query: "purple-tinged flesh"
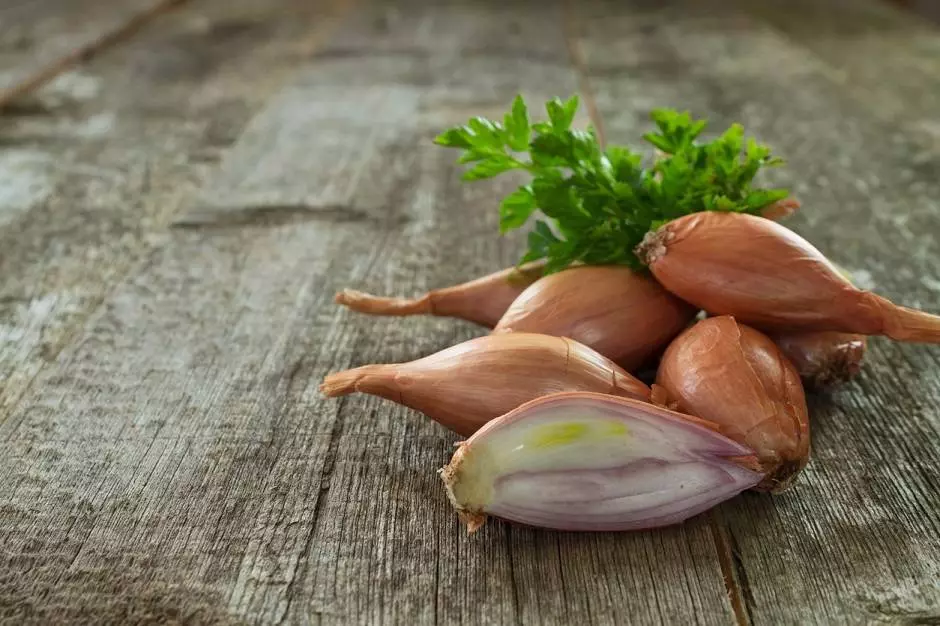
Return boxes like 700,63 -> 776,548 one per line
440,392 -> 762,532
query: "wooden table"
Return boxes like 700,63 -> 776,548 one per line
1,0 -> 938,623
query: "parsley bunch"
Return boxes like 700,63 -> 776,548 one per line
435,95 -> 788,273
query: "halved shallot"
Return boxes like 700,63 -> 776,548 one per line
440,391 -> 762,532
320,333 -> 651,436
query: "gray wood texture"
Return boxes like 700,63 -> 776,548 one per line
1,0 -> 939,624
0,0 -> 183,106
570,1 -> 940,623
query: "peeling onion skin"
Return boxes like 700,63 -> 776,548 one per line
773,331 -> 867,389
334,262 -> 545,328
440,391 -> 763,533
656,316 -> 810,492
636,211 -> 940,342
320,333 -> 651,436
759,197 -> 800,221
493,266 -> 697,370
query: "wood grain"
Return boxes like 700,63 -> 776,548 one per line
2,0 -> 938,623
0,0 -> 346,426
735,0 -> 940,137
569,0 -> 940,623
0,0 -> 743,623
0,0 -> 184,106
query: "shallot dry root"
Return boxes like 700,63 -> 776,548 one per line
773,331 -> 867,389
656,316 -> 810,492
636,211 -> 940,343
440,392 -> 763,532
320,333 -> 650,436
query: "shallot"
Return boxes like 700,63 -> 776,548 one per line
656,316 -> 810,492
440,391 -> 762,532
773,330 -> 866,389
636,211 -> 940,342
334,263 -> 544,328
493,266 -> 696,370
320,333 -> 650,436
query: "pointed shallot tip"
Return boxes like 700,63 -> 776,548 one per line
318,371 -> 357,398
760,197 -> 801,221
634,228 -> 670,266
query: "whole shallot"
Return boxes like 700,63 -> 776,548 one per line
320,333 -> 650,436
636,211 -> 940,342
493,266 -> 696,370
441,391 -> 762,532
655,316 -> 810,492
773,331 -> 867,389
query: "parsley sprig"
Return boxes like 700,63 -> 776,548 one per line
434,95 -> 788,273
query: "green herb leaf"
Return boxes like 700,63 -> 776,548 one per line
504,95 -> 530,152
462,156 -> 521,181
435,95 -> 790,272
499,186 -> 537,233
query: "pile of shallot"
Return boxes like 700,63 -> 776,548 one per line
321,98 -> 940,534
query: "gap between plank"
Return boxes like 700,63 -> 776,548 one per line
561,3 -> 753,624
0,0 -> 189,109
709,512 -> 752,626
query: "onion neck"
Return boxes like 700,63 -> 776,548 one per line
871,293 -> 940,343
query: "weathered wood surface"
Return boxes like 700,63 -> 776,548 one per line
0,0 -> 183,106
570,1 -> 940,624
735,0 -> 940,136
1,0 -> 939,624
0,0 -> 347,435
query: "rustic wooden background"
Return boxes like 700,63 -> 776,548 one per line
1,0 -> 939,624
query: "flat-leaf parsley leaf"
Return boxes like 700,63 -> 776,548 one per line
434,95 -> 789,272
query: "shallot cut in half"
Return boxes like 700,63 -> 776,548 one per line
334,262 -> 544,328
636,211 -> 940,342
493,266 -> 697,370
773,331 -> 866,389
440,392 -> 762,532
656,316 -> 810,492
320,333 -> 650,436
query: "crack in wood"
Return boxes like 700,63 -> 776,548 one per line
169,204 -> 397,230
0,0 -> 191,109
709,513 -> 755,626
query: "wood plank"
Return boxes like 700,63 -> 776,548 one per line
735,0 -> 940,137
570,1 -> 940,623
0,0 -> 347,422
0,0 -> 741,623
0,0 -> 181,106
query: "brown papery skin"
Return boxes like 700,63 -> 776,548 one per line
320,333 -> 651,436
334,262 -> 545,328
656,316 -> 810,492
637,211 -> 940,342
773,331 -> 867,389
493,266 -> 697,371
759,197 -> 800,221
